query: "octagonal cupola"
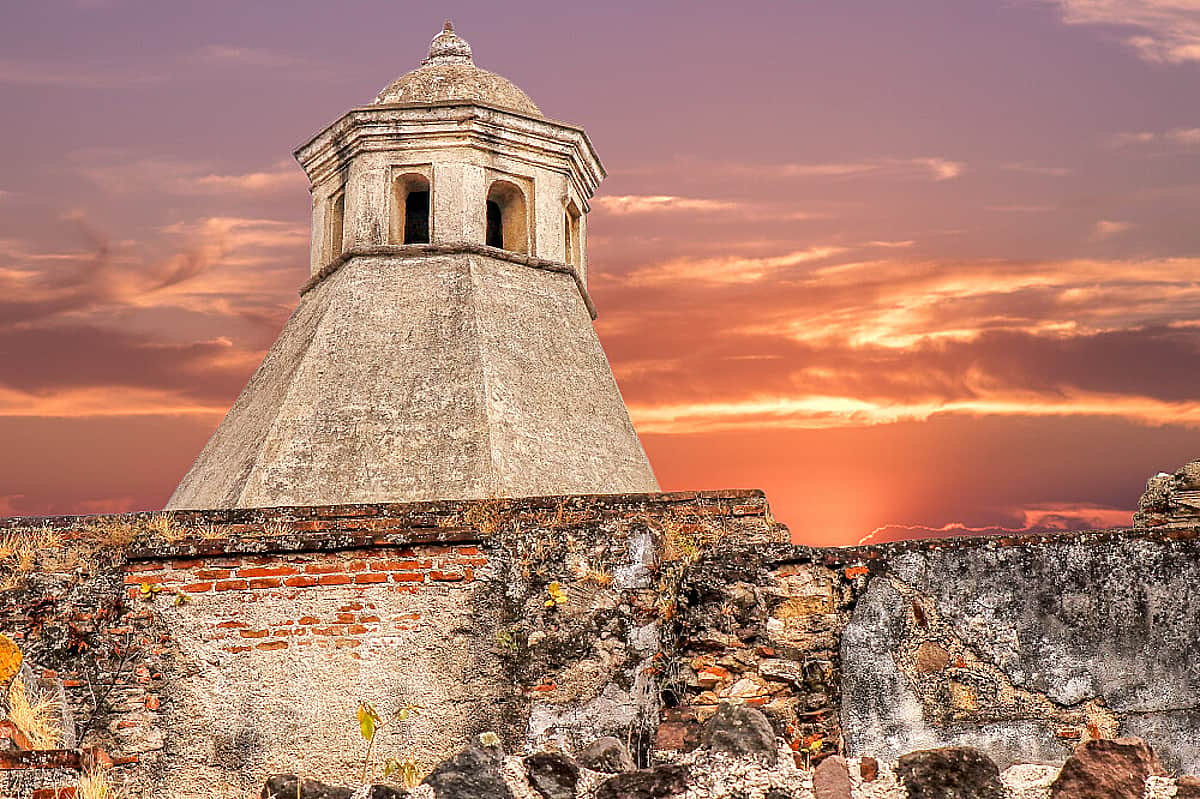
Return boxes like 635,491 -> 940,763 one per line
294,21 -> 604,292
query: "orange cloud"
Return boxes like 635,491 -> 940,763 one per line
627,392 -> 1200,434
623,246 -> 847,286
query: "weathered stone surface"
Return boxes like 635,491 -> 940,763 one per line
594,765 -> 690,799
914,641 -> 949,673
261,776 -> 405,799
699,703 -> 777,763
524,752 -> 580,799
896,747 -> 1005,799
422,740 -> 513,799
842,531 -> 1200,771
1050,737 -> 1166,799
578,736 -> 635,773
812,755 -> 852,799
167,251 -> 659,511
374,23 -> 543,116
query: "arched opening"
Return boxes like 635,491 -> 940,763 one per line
390,173 -> 431,245
327,191 -> 345,262
485,180 -> 528,254
564,200 -> 581,267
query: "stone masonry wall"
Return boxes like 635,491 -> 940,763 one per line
0,490 -> 783,797
6,491 -> 1200,796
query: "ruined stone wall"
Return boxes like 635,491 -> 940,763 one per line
5,491 -> 1200,796
0,490 -> 782,797
659,526 -> 1200,776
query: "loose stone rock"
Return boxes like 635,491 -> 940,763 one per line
1176,774 -> 1200,798
422,738 -> 513,799
896,747 -> 1005,799
1050,737 -> 1166,799
700,703 -> 777,764
813,755 -> 852,799
859,756 -> 879,782
595,765 -> 690,799
524,752 -> 580,799
579,736 -> 636,773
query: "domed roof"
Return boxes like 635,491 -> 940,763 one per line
373,22 -> 543,118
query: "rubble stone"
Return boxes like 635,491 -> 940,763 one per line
896,747 -> 1005,799
422,739 -> 513,799
524,752 -> 580,799
812,754 -> 852,798
700,703 -> 777,764
594,765 -> 689,799
578,736 -> 635,773
1050,737 -> 1166,799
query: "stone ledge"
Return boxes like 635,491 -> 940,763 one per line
0,489 -> 782,559
300,243 -> 599,319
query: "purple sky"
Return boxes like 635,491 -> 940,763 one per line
1,1 -> 1199,544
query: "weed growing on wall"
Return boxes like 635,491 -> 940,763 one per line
356,699 -> 424,786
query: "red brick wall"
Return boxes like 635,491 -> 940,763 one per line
122,545 -> 487,657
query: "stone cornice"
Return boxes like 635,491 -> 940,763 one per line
294,102 -> 605,202
298,243 -> 599,319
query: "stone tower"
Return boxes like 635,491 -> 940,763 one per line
167,22 -> 659,510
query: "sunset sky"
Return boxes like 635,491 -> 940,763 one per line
1,1 -> 1199,545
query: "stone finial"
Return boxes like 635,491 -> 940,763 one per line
425,19 -> 473,66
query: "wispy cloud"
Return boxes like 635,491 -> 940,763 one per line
1094,219 -> 1134,237
1046,0 -> 1200,63
0,214 -> 304,327
618,156 -> 966,183
188,163 -> 306,194
987,204 -> 1059,213
1113,127 -> 1200,146
738,157 -> 965,182
1002,162 -> 1073,176
0,58 -> 163,89
624,246 -> 847,286
189,45 -> 303,69
75,154 -> 304,197
593,195 -> 740,215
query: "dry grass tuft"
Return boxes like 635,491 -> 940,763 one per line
87,517 -> 140,550
571,558 -> 614,587
146,512 -> 183,541
7,679 -> 62,750
464,496 -> 505,536
0,527 -> 61,590
582,565 -> 614,587
78,768 -> 122,799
